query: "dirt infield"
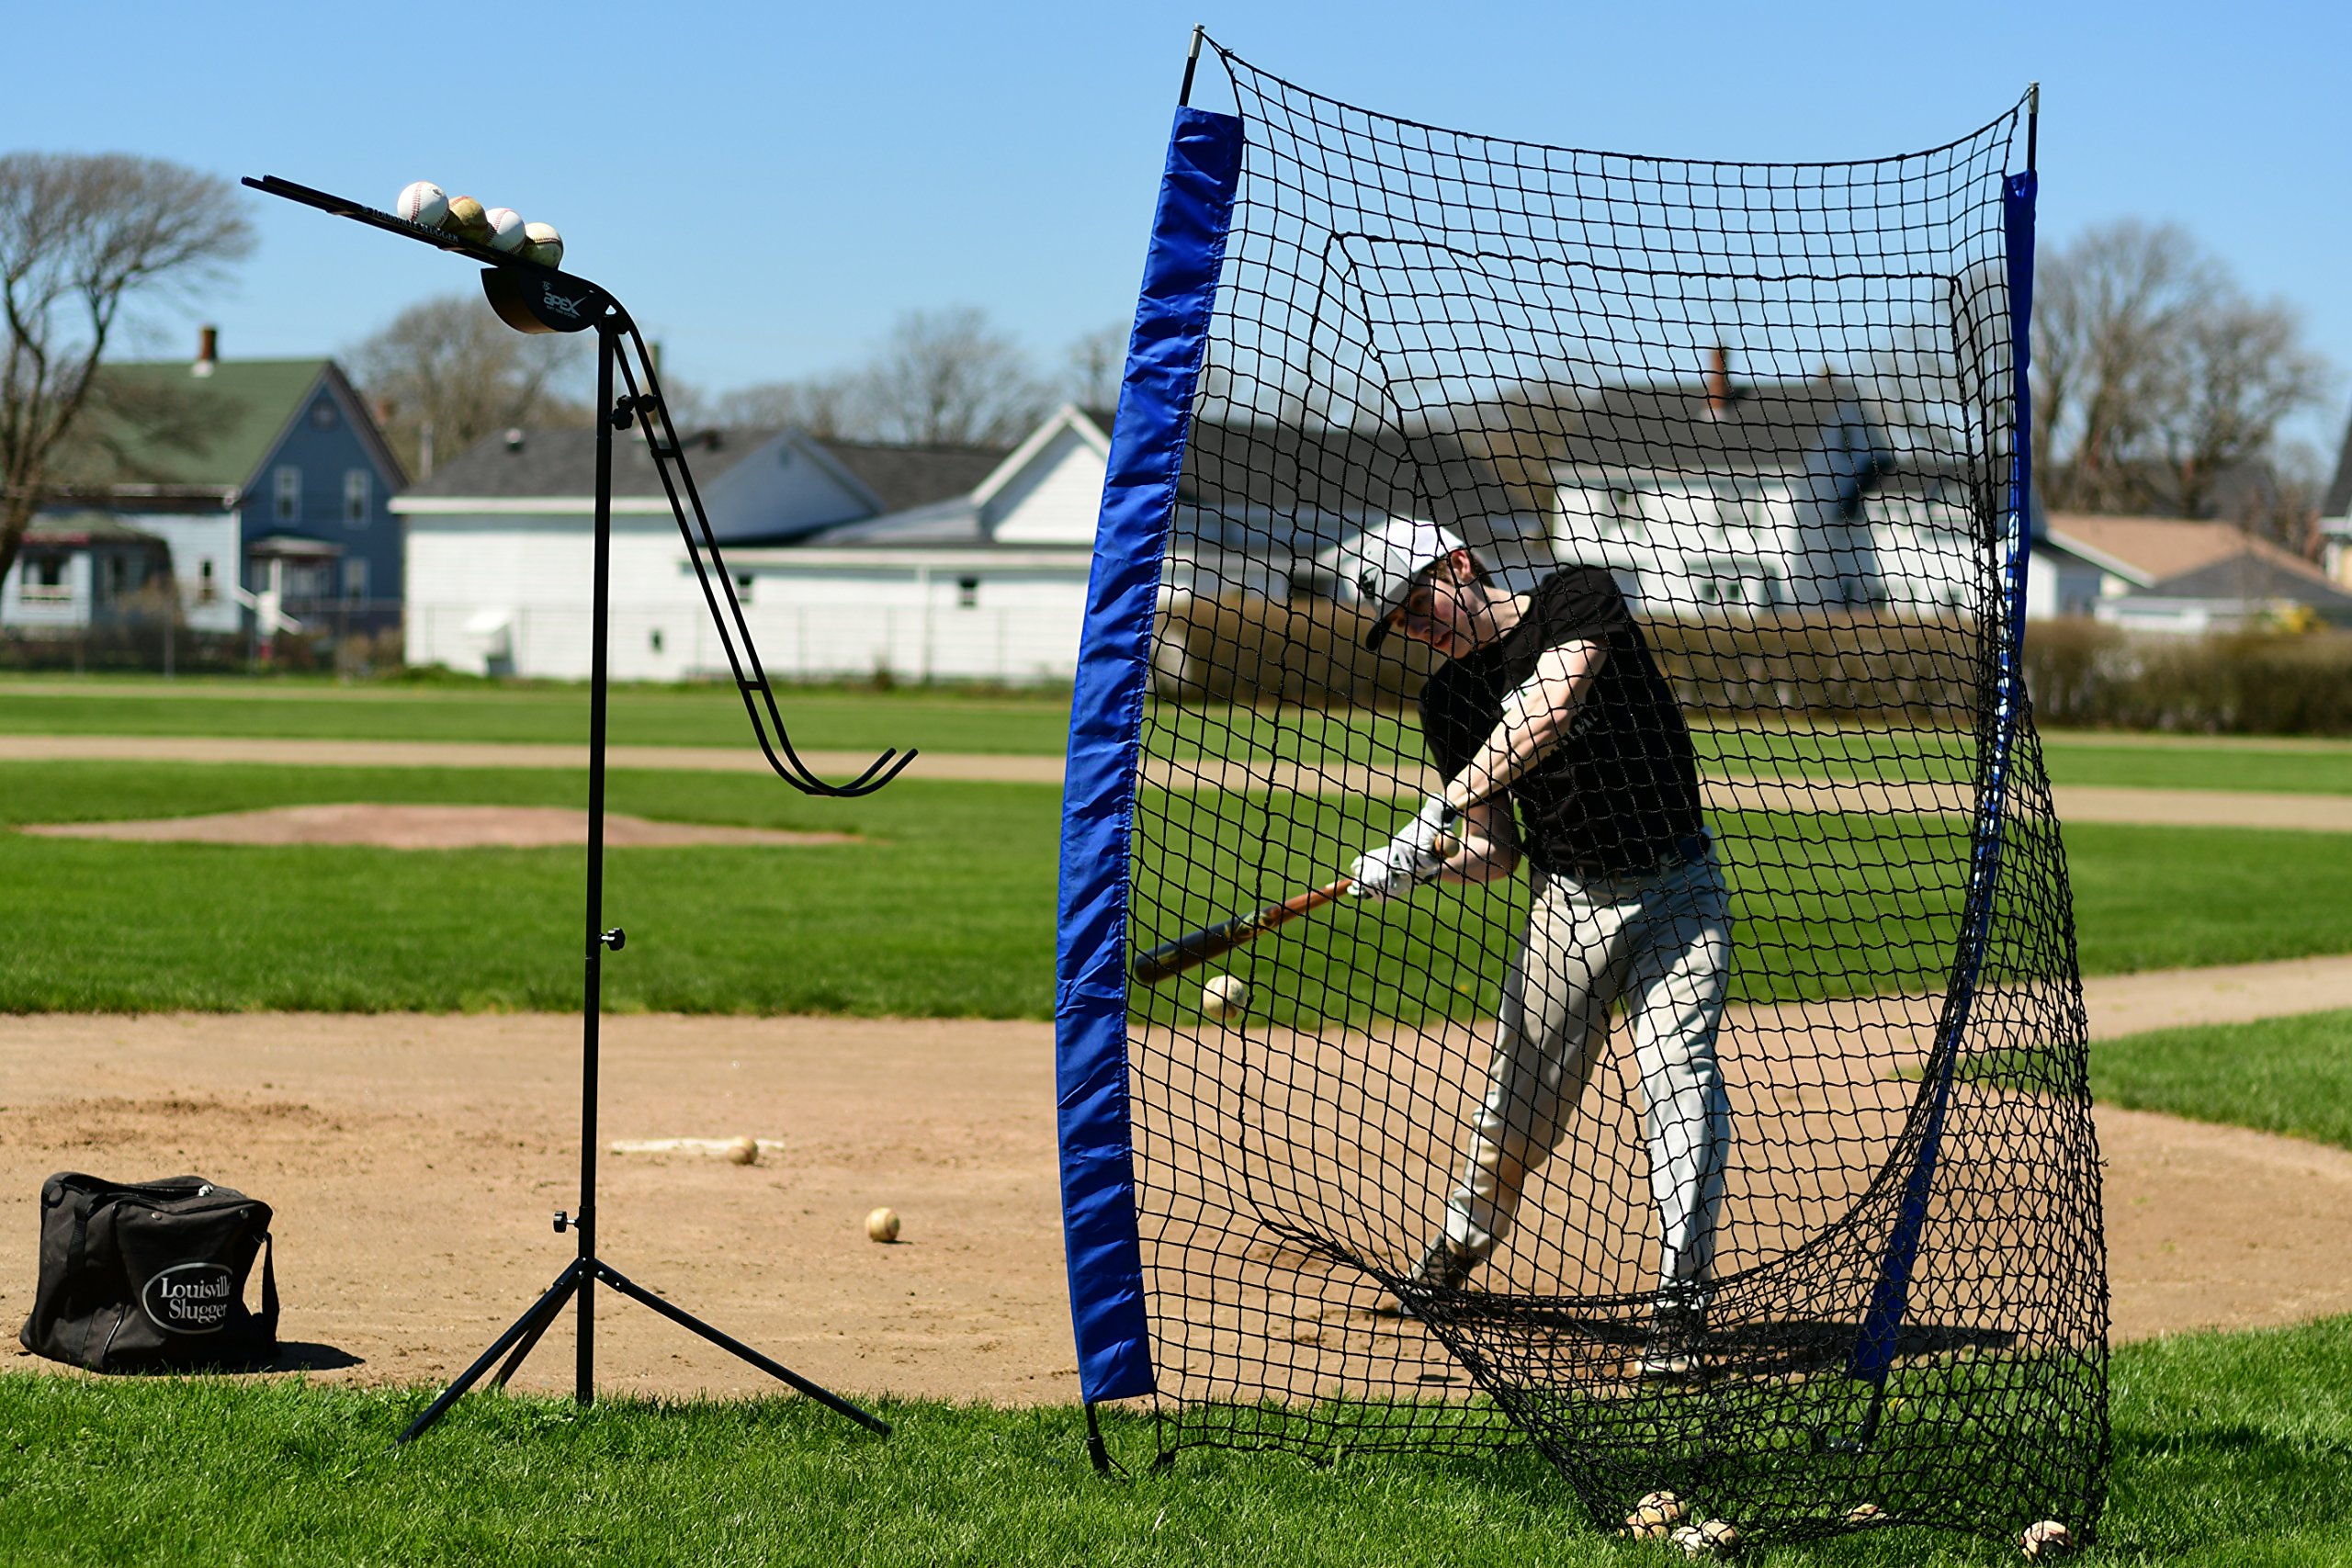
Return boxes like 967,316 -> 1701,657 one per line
18,804 -> 854,851
5,955 -> 2352,1403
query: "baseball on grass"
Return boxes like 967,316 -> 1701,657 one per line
395,181 -> 448,229
2020,1519 -> 2073,1559
441,196 -> 492,244
726,1135 -> 759,1166
1671,1519 -> 1740,1559
1201,974 -> 1250,1021
521,220 -> 565,268
865,1206 -> 900,1244
1622,1490 -> 1686,1539
483,206 -> 526,252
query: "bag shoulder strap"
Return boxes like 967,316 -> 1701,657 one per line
257,1232 -> 278,1336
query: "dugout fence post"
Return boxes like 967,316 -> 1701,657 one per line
239,174 -> 906,1445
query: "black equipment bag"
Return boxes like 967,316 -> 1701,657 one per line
19,1172 -> 278,1372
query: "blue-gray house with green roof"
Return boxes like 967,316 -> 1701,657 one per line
3,330 -> 406,639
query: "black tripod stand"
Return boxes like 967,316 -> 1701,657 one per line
243,176 -> 914,1442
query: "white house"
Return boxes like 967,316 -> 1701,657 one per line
718,406 -> 1114,682
0,515 -> 175,636
394,407 -> 1114,682
1,333 -> 406,644
2033,514 -> 2352,633
1537,367 -> 1988,616
2320,405 -> 2352,583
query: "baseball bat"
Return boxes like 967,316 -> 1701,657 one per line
1130,833 -> 1458,986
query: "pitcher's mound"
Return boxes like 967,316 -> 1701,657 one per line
19,804 -> 856,851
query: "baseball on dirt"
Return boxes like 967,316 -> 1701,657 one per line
1200,974 -> 1250,1021
483,206 -> 526,252
865,1206 -> 900,1243
2020,1519 -> 2073,1559
395,181 -> 448,229
521,220 -> 565,268
1622,1489 -> 1686,1539
726,1135 -> 759,1166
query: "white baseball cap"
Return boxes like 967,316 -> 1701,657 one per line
1336,516 -> 1469,649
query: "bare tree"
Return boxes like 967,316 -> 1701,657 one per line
701,374 -> 864,438
691,306 -> 1060,448
1061,321 -> 1127,411
0,152 -> 255,582
2033,220 -> 2332,525
857,306 -> 1046,446
2159,296 -> 2330,524
345,292 -> 588,479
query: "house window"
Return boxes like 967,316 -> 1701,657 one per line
106,555 -> 129,596
274,467 -> 301,523
957,575 -> 980,609
343,558 -> 368,600
344,469 -> 370,526
198,558 -> 217,602
23,556 -> 68,603
649,628 -> 664,654
311,400 -> 338,429
1606,488 -> 1645,540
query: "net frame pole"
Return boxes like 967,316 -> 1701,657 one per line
1843,147 -> 2041,1418
1055,102 -> 1245,1414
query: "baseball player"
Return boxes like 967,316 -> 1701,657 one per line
1342,517 -> 1731,1376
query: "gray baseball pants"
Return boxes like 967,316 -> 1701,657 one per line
1438,846 -> 1733,1290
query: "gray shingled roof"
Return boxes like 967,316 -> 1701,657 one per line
405,426 -> 1010,517
1542,380 -> 1880,477
403,426 -> 795,499
2153,549 -> 2352,611
1178,378 -> 1889,525
2325,406 -> 2352,520
1179,419 -> 1509,525
811,440 -> 1008,513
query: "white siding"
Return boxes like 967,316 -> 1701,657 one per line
405,511 -> 1090,682
988,426 -> 1108,544
405,513 -> 706,681
697,433 -> 875,540
135,513 -> 243,633
0,551 -> 90,630
736,559 -> 1088,682
1551,474 -> 1980,616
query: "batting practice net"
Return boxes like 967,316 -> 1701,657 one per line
1055,40 -> 2106,1550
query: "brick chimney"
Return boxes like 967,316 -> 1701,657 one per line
193,324 -> 218,378
1704,345 -> 1731,416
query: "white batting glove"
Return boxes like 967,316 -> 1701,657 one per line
1401,793 -> 1460,855
1346,795 -> 1459,899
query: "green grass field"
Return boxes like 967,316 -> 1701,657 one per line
8,761 -> 2352,1019
6,697 -> 2351,1562
1964,1009 -> 2352,1152
0,675 -> 1077,756
0,764 -> 1052,1016
1,1314 -> 2347,1565
9,675 -> 2352,795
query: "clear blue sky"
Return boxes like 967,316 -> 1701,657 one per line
14,0 -> 2349,450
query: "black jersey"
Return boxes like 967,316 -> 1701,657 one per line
1418,567 -> 1704,878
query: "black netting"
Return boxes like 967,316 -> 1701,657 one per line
1108,40 -> 2104,1551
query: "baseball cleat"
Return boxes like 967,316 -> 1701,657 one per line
1638,1282 -> 1710,1379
